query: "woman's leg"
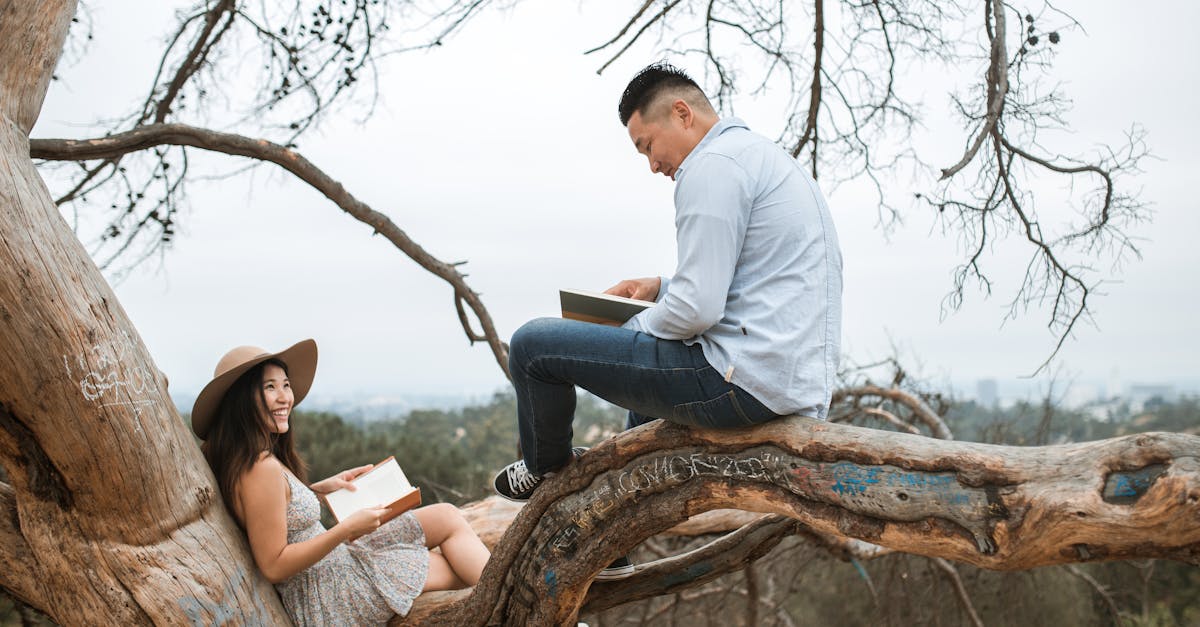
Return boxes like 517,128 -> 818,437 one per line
413,503 -> 489,587
423,552 -> 466,592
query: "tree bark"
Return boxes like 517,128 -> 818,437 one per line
0,2 -> 291,623
397,418 -> 1200,626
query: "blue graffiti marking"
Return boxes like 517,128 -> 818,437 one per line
828,462 -> 881,496
1103,464 -> 1167,504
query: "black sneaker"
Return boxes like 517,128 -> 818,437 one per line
595,555 -> 635,581
493,458 -> 541,501
493,447 -> 588,502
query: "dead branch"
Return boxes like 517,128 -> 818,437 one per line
932,557 -> 985,627
833,384 -> 953,440
396,417 -> 1200,625
1065,564 -> 1122,626
40,0 -> 494,274
939,0 -> 1007,180
928,2 -> 1148,374
31,123 -> 509,378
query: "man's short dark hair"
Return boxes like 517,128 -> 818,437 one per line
618,62 -> 707,126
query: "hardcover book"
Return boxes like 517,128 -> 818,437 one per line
323,456 -> 421,524
560,288 -> 653,326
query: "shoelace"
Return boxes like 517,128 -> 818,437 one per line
505,461 -> 539,493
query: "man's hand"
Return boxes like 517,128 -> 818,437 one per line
605,277 -> 661,302
310,463 -> 374,494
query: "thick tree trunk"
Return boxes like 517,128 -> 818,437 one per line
0,2 -> 290,624
398,418 -> 1200,626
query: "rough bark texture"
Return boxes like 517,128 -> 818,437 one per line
397,418 -> 1200,626
0,2 -> 290,624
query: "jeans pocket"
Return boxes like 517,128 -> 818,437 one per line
673,391 -> 756,428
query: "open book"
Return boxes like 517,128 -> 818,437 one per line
560,288 -> 653,326
322,456 -> 421,524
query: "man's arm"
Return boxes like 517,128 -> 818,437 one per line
624,153 -> 751,339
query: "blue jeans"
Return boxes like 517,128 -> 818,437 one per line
509,317 -> 782,475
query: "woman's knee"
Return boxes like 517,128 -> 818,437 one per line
430,502 -> 463,523
417,503 -> 467,539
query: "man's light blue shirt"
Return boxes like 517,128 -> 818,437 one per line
624,117 -> 843,419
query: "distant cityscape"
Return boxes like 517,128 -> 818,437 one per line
970,376 -> 1199,420
169,377 -> 1199,425
169,389 -> 500,422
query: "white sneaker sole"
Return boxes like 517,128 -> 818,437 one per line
594,563 -> 636,581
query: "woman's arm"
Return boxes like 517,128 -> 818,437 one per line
237,456 -> 387,583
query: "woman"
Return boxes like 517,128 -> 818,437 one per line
191,339 -> 490,626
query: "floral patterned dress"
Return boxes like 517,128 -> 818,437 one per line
275,471 -> 429,626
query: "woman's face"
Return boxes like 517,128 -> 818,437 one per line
260,363 -> 294,433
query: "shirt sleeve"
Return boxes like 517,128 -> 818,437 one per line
624,153 -> 751,339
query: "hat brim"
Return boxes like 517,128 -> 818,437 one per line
190,339 -> 318,439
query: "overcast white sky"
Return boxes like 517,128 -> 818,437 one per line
31,1 -> 1200,406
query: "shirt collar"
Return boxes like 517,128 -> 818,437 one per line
677,117 -> 749,178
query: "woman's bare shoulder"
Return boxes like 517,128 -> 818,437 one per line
239,454 -> 287,493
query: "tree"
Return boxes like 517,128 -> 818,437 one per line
0,1 -> 290,622
2,1 -> 1188,625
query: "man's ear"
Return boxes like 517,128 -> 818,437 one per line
673,99 -> 693,128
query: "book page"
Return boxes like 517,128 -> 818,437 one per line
561,288 -> 653,307
324,458 -> 414,522
560,288 -> 653,325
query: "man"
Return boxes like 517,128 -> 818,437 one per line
494,62 -> 842,505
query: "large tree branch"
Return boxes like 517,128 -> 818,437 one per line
395,417 -> 1200,625
0,481 -> 46,613
30,124 -> 510,379
580,514 -> 797,614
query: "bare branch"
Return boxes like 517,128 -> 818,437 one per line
31,124 -> 510,378
832,406 -> 922,435
588,0 -> 684,75
584,0 -> 657,55
932,557 -> 985,627
580,515 -> 798,614
1065,564 -> 1122,625
939,0 -> 1007,180
43,0 -> 496,275
833,384 -> 954,440
149,0 -> 237,124
789,0 -> 822,173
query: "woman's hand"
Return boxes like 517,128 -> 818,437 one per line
309,463 -> 374,494
339,505 -> 389,542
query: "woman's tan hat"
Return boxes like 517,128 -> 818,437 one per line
190,339 -> 318,439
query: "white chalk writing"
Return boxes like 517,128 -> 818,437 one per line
63,332 -> 158,417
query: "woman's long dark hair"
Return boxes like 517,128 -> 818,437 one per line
201,358 -> 308,525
